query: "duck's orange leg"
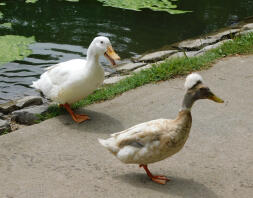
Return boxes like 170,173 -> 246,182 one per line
139,164 -> 170,185
60,103 -> 90,123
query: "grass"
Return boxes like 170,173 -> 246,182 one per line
38,32 -> 253,121
0,128 -> 11,136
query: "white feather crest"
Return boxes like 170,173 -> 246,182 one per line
184,73 -> 203,89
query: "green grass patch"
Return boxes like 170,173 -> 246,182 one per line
0,128 -> 11,136
0,35 -> 35,66
38,32 -> 253,121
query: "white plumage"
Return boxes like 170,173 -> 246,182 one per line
32,58 -> 104,104
31,36 -> 120,123
184,73 -> 203,90
31,36 -> 114,104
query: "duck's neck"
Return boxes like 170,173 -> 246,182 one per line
172,92 -> 194,134
86,47 -> 100,67
181,92 -> 196,111
175,109 -> 192,125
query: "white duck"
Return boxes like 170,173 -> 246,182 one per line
98,73 -> 224,184
32,36 -> 120,123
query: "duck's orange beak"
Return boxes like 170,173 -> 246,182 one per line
104,46 -> 120,66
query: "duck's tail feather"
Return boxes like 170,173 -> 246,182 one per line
31,81 -> 39,89
98,138 -> 119,154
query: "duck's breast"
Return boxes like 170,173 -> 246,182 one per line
56,62 -> 105,104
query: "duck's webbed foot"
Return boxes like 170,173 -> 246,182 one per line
60,103 -> 90,123
74,114 -> 90,123
139,164 -> 170,185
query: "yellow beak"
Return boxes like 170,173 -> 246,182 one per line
104,46 -> 120,66
208,94 -> 224,103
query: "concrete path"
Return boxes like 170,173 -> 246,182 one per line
0,55 -> 253,198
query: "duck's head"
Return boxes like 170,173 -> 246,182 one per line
89,36 -> 120,66
182,73 -> 224,109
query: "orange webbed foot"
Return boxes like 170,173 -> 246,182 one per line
61,103 -> 90,123
139,164 -> 170,185
74,114 -> 90,123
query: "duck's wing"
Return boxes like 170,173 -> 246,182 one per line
112,119 -> 174,148
44,59 -> 87,86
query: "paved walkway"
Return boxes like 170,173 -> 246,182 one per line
0,55 -> 252,198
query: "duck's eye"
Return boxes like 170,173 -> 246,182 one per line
100,41 -> 104,44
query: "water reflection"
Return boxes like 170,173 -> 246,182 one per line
0,0 -> 253,103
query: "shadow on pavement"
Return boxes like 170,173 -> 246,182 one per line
56,109 -> 124,134
115,173 -> 218,198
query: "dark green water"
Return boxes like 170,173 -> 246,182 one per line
0,0 -> 253,103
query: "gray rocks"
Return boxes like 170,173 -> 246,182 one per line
12,104 -> 49,125
0,96 -> 49,131
177,29 -> 239,50
168,51 -> 199,59
0,112 -> 4,119
236,29 -> 253,36
209,29 -> 239,41
241,23 -> 253,31
195,39 -> 232,56
103,75 -> 130,85
0,119 -> 10,134
137,50 -> 177,62
112,22 -> 253,78
104,71 -> 112,77
133,64 -> 153,73
0,96 -> 43,114
0,101 -> 18,114
16,96 -> 43,109
117,62 -> 147,72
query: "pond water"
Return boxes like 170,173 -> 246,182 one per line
0,0 -> 253,103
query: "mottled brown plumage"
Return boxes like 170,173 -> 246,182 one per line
98,73 -> 224,184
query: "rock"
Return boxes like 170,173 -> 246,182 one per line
0,96 -> 44,114
168,51 -> 199,59
0,112 -> 4,119
133,64 -> 153,73
168,52 -> 184,59
0,119 -> 10,134
177,29 -> 239,50
133,61 -> 167,73
117,62 -> 147,72
0,101 -> 18,114
16,96 -> 43,109
195,39 -> 232,56
210,29 -> 239,40
137,50 -> 177,62
241,23 -> 253,31
12,104 -> 49,125
236,29 -> 253,36
103,75 -> 131,85
104,71 -> 111,77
